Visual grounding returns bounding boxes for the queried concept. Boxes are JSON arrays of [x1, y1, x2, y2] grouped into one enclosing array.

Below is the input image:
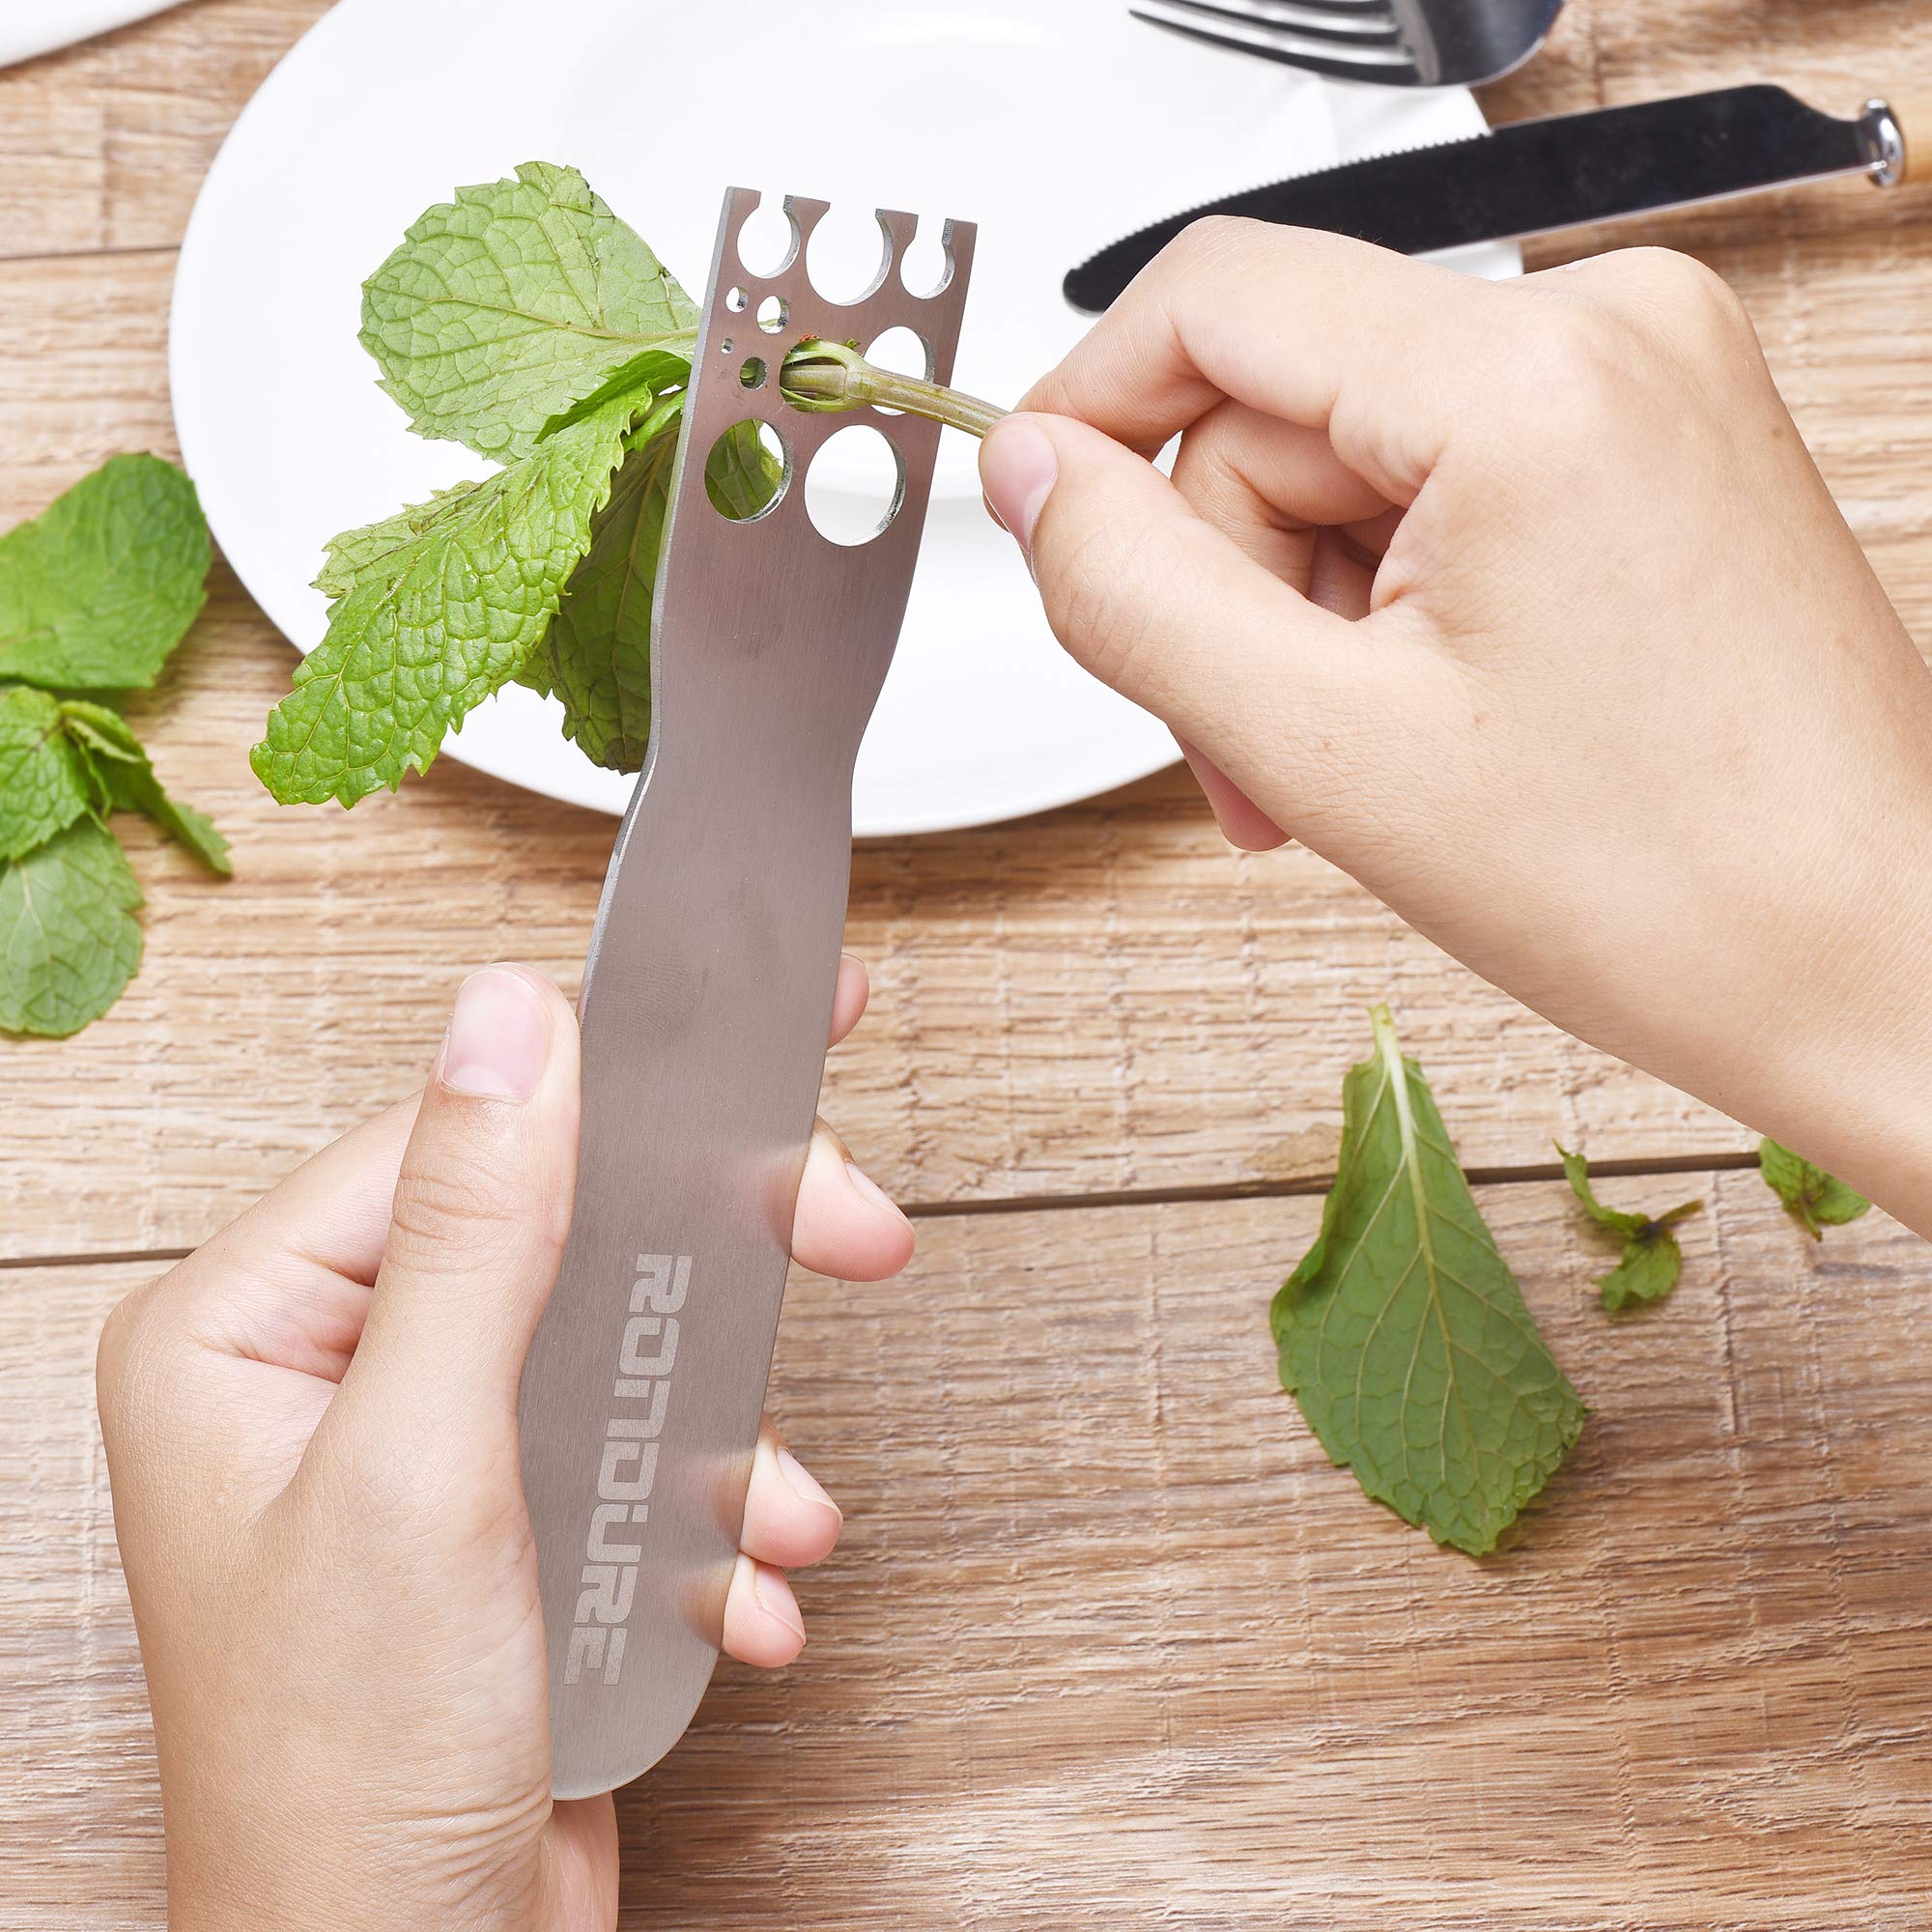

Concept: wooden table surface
[[6, 3, 1932, 1924]]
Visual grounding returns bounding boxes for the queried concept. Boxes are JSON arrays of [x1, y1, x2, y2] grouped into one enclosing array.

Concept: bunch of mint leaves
[[1279, 1010, 1872, 1555], [0, 455, 225, 1037], [252, 161, 781, 807]]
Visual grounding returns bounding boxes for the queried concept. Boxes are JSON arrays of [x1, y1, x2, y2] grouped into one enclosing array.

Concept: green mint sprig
[[253, 162, 1001, 805], [0, 455, 225, 1037]]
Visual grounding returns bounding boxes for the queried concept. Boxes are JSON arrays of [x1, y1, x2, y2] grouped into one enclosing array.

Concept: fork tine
[[1129, 4, 1422, 81], [1147, 0, 1403, 42]]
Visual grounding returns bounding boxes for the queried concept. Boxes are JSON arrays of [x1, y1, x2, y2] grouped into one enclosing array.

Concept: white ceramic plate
[[172, 0, 1519, 835], [1, 0, 183, 69]]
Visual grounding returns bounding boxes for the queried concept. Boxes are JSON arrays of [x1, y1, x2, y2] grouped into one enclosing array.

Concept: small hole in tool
[[739, 356, 767, 390], [720, 335, 734, 355], [862, 327, 932, 414], [900, 216, 952, 298], [804, 424, 904, 547], [736, 198, 794, 276], [705, 418, 789, 523], [724, 285, 749, 314], [756, 295, 789, 334]]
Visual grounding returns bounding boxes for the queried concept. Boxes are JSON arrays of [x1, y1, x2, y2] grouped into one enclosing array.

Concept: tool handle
[[518, 743, 852, 1800]]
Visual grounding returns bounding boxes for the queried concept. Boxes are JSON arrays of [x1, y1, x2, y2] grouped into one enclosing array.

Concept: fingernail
[[753, 1564, 807, 1642], [845, 1158, 910, 1226], [980, 416, 1058, 556], [777, 1445, 841, 1520], [440, 968, 550, 1101]]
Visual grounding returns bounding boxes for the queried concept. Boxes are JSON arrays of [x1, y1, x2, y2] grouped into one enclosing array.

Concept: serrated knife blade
[[1065, 85, 1911, 314]]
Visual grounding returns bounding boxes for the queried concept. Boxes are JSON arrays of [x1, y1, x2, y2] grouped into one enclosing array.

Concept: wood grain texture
[[6, 6, 1932, 1925], [2, 2, 1932, 1256], [8, 1178, 1932, 1928]]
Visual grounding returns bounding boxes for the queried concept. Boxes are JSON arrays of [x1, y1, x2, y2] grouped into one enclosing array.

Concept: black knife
[[1065, 85, 1916, 314]]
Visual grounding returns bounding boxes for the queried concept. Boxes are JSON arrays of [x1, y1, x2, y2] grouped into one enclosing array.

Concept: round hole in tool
[[739, 356, 768, 390], [861, 327, 932, 414], [704, 418, 789, 524], [724, 285, 749, 314], [719, 335, 734, 355], [804, 424, 904, 548], [756, 295, 789, 334]]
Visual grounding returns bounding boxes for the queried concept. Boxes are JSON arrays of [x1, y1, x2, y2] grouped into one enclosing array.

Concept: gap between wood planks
[[0, 242, 180, 270], [0, 1148, 1765, 1272]]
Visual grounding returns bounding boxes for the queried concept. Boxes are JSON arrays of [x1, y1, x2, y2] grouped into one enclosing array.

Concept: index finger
[[1023, 220, 1501, 503]]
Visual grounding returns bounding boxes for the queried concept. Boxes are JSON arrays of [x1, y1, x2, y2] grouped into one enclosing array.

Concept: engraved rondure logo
[[564, 1252, 690, 1689]]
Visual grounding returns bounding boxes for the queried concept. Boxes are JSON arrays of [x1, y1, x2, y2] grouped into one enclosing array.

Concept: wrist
[[1686, 763, 1932, 1234]]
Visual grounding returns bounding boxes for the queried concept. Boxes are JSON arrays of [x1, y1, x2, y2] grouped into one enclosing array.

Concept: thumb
[[334, 964, 581, 1443], [980, 412, 1377, 802]]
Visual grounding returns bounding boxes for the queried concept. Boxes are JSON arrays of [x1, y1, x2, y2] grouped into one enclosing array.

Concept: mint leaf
[[253, 397, 640, 807], [0, 684, 92, 861], [518, 414, 781, 771], [1272, 1007, 1586, 1556], [703, 417, 785, 522], [59, 700, 230, 876], [1556, 1145, 1700, 1314], [1594, 1239, 1683, 1314], [1759, 1138, 1871, 1239], [0, 454, 209, 691], [537, 350, 692, 444], [312, 480, 494, 605], [0, 816, 142, 1037], [1555, 1145, 1648, 1238], [522, 429, 675, 771], [359, 161, 698, 462]]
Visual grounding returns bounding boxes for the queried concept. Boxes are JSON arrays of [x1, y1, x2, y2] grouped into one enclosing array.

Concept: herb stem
[[779, 340, 1009, 440]]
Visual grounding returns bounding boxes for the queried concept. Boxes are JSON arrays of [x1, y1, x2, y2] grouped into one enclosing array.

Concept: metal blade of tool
[[518, 186, 976, 1800], [1065, 85, 1891, 313]]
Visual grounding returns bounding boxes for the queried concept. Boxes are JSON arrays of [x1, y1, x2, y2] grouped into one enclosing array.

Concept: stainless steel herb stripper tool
[[518, 186, 976, 1800]]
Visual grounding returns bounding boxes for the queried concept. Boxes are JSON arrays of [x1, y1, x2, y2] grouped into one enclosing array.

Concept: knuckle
[[1171, 213, 1249, 268], [1520, 300, 1632, 421], [1581, 247, 1758, 366], [95, 1264, 203, 1452], [1039, 512, 1151, 690], [1152, 214, 1271, 297], [385, 1153, 539, 1271], [1605, 245, 1746, 322]]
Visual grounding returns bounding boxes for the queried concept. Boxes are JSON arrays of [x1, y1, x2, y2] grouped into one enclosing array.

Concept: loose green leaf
[[1272, 1007, 1586, 1556], [0, 454, 209, 691], [359, 161, 698, 462], [59, 700, 230, 876], [0, 684, 92, 860], [0, 816, 142, 1037], [252, 395, 640, 807], [1593, 1239, 1683, 1314], [1556, 1144, 1701, 1314], [1759, 1138, 1871, 1240]]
